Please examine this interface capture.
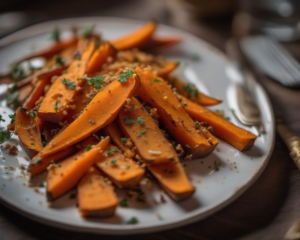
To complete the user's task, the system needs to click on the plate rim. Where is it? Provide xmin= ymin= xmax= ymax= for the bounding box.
xmin=0 ymin=16 xmax=276 ymax=235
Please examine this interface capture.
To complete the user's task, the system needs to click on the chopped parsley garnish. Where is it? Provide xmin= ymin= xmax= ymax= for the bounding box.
xmin=137 ymin=130 xmax=146 ymax=136
xmin=39 ymin=182 xmax=45 ymax=188
xmin=224 ymin=117 xmax=230 ymax=121
xmin=62 ymin=78 xmax=76 ymax=90
xmin=86 ymin=144 xmax=92 ymax=152
xmin=29 ymin=111 xmax=36 ymax=118
xmin=151 ymin=78 xmax=162 ymax=83
xmin=54 ymin=100 xmax=61 ymax=111
xmin=7 ymin=91 xmax=19 ymax=105
xmin=11 ymin=82 xmax=18 ymax=92
xmin=126 ymin=166 xmax=130 ymax=170
xmin=214 ymin=161 xmax=219 ymax=171
xmin=123 ymin=118 xmax=134 ymax=125
xmin=121 ymin=137 xmax=128 ymax=142
xmin=33 ymin=157 xmax=42 ymax=165
xmin=88 ymin=118 xmax=95 ymax=123
xmin=49 ymin=28 xmax=60 ymax=42
xmin=88 ymin=75 xmax=104 ymax=90
xmin=54 ymin=55 xmax=65 ymax=65
xmin=9 ymin=113 xmax=16 ymax=124
xmin=9 ymin=65 xmax=25 ymax=80
xmin=0 ymin=115 xmax=5 ymax=122
xmin=75 ymin=55 xmax=81 ymax=60
xmin=118 ymin=70 xmax=134 ymax=83
xmin=119 ymin=199 xmax=128 ymax=207
xmin=194 ymin=121 xmax=200 ymax=126
xmin=127 ymin=217 xmax=138 ymax=224
xmin=183 ymin=83 xmax=198 ymax=97
xmin=137 ymin=117 xmax=144 ymax=125
xmin=30 ymin=142 xmax=34 ymax=145
xmin=110 ymin=159 xmax=117 ymax=164
xmin=79 ymin=25 xmax=94 ymax=38
xmin=107 ymin=148 xmax=117 ymax=155
xmin=0 ymin=130 xmax=12 ymax=144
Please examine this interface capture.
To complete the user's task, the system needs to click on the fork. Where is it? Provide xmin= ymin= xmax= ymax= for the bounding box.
xmin=240 ymin=35 xmax=300 ymax=87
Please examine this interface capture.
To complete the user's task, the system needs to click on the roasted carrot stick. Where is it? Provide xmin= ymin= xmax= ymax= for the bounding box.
xmin=181 ymin=96 xmax=257 ymax=151
xmin=38 ymin=71 xmax=140 ymax=158
xmin=78 ymin=167 xmax=118 ymax=218
xmin=136 ymin=68 xmax=218 ymax=158
xmin=111 ymin=20 xmax=157 ymax=51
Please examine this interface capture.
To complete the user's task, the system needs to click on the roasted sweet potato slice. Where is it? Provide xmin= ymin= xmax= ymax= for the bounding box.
xmin=46 ymin=137 xmax=110 ymax=201
xmin=86 ymin=41 xmax=117 ymax=74
xmin=111 ymin=20 xmax=157 ymax=50
xmin=95 ymin=144 xmax=144 ymax=188
xmin=169 ymin=77 xmax=222 ymax=106
xmin=78 ymin=167 xmax=118 ymax=218
xmin=103 ymin=121 xmax=128 ymax=152
xmin=118 ymin=97 xmax=177 ymax=164
xmin=142 ymin=36 xmax=181 ymax=49
xmin=38 ymin=41 xmax=96 ymax=123
xmin=15 ymin=108 xmax=43 ymax=158
xmin=182 ymin=96 xmax=257 ymax=151
xmin=157 ymin=61 xmax=179 ymax=79
xmin=136 ymin=68 xmax=218 ymax=158
xmin=148 ymin=161 xmax=195 ymax=201
xmin=38 ymin=71 xmax=140 ymax=158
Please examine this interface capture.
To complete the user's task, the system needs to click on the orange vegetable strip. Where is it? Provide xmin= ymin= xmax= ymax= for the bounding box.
xmin=85 ymin=41 xmax=117 ymax=74
xmin=46 ymin=137 xmax=110 ymax=201
xmin=142 ymin=36 xmax=181 ymax=49
xmin=148 ymin=161 xmax=195 ymax=201
xmin=38 ymin=41 xmax=95 ymax=123
xmin=136 ymin=68 xmax=218 ymax=158
xmin=103 ymin=121 xmax=128 ymax=153
xmin=157 ymin=61 xmax=179 ymax=79
xmin=38 ymin=72 xmax=140 ymax=158
xmin=182 ymin=96 xmax=257 ymax=151
xmin=111 ymin=20 xmax=157 ymax=51
xmin=118 ymin=97 xmax=177 ymax=164
xmin=95 ymin=144 xmax=144 ymax=188
xmin=78 ymin=167 xmax=118 ymax=218
xmin=169 ymin=77 xmax=222 ymax=106
xmin=16 ymin=108 xmax=43 ymax=158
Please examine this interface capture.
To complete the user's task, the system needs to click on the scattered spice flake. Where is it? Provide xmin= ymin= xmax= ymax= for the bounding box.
xmin=127 ymin=217 xmax=138 ymax=224
xmin=123 ymin=118 xmax=134 ymax=125
xmin=137 ymin=116 xmax=144 ymax=125
xmin=214 ymin=161 xmax=219 ymax=171
xmin=148 ymin=150 xmax=161 ymax=155
xmin=85 ymin=144 xmax=92 ymax=152
xmin=160 ymin=194 xmax=166 ymax=203
xmin=151 ymin=78 xmax=162 ymax=84
xmin=119 ymin=70 xmax=134 ymax=83
xmin=137 ymin=130 xmax=146 ymax=137
xmin=119 ymin=199 xmax=128 ymax=207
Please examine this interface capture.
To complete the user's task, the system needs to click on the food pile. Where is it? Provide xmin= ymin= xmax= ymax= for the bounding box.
xmin=2 ymin=20 xmax=257 ymax=218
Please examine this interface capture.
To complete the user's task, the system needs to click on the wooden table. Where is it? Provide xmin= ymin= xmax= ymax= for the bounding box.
xmin=1 ymin=0 xmax=300 ymax=239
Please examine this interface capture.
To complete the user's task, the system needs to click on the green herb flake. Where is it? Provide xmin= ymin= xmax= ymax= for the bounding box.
xmin=9 ymin=113 xmax=16 ymax=124
xmin=49 ymin=28 xmax=60 ymax=42
xmin=126 ymin=166 xmax=130 ymax=170
xmin=214 ymin=161 xmax=219 ymax=171
xmin=7 ymin=92 xmax=19 ymax=105
xmin=194 ymin=121 xmax=200 ymax=126
xmin=121 ymin=137 xmax=128 ymax=142
xmin=54 ymin=100 xmax=61 ymax=111
xmin=0 ymin=115 xmax=5 ymax=122
xmin=11 ymin=83 xmax=18 ymax=93
xmin=9 ymin=65 xmax=25 ymax=80
xmin=39 ymin=182 xmax=45 ymax=188
xmin=88 ymin=75 xmax=104 ymax=90
xmin=89 ymin=179 xmax=92 ymax=184
xmin=183 ymin=83 xmax=198 ymax=97
xmin=107 ymin=148 xmax=117 ymax=155
xmin=137 ymin=130 xmax=146 ymax=137
xmin=29 ymin=111 xmax=36 ymax=118
xmin=33 ymin=157 xmax=42 ymax=165
xmin=110 ymin=159 xmax=117 ymax=164
xmin=0 ymin=131 xmax=12 ymax=144
xmin=127 ymin=217 xmax=138 ymax=224
xmin=86 ymin=144 xmax=92 ymax=152
xmin=62 ymin=78 xmax=76 ymax=90
xmin=54 ymin=55 xmax=65 ymax=65
xmin=224 ymin=117 xmax=230 ymax=121
xmin=118 ymin=70 xmax=134 ymax=83
xmin=30 ymin=142 xmax=34 ymax=146
xmin=137 ymin=117 xmax=144 ymax=125
xmin=151 ymin=78 xmax=162 ymax=84
xmin=79 ymin=25 xmax=94 ymax=38
xmin=123 ymin=118 xmax=134 ymax=125
xmin=119 ymin=199 xmax=128 ymax=207
xmin=43 ymin=141 xmax=47 ymax=147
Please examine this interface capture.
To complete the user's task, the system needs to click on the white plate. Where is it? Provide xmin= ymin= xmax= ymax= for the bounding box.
xmin=0 ymin=17 xmax=275 ymax=235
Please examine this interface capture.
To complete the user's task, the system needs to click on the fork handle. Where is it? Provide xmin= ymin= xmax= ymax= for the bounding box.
xmin=277 ymin=120 xmax=300 ymax=170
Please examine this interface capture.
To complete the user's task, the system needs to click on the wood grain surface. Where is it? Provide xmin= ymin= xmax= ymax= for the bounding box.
xmin=1 ymin=0 xmax=300 ymax=239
